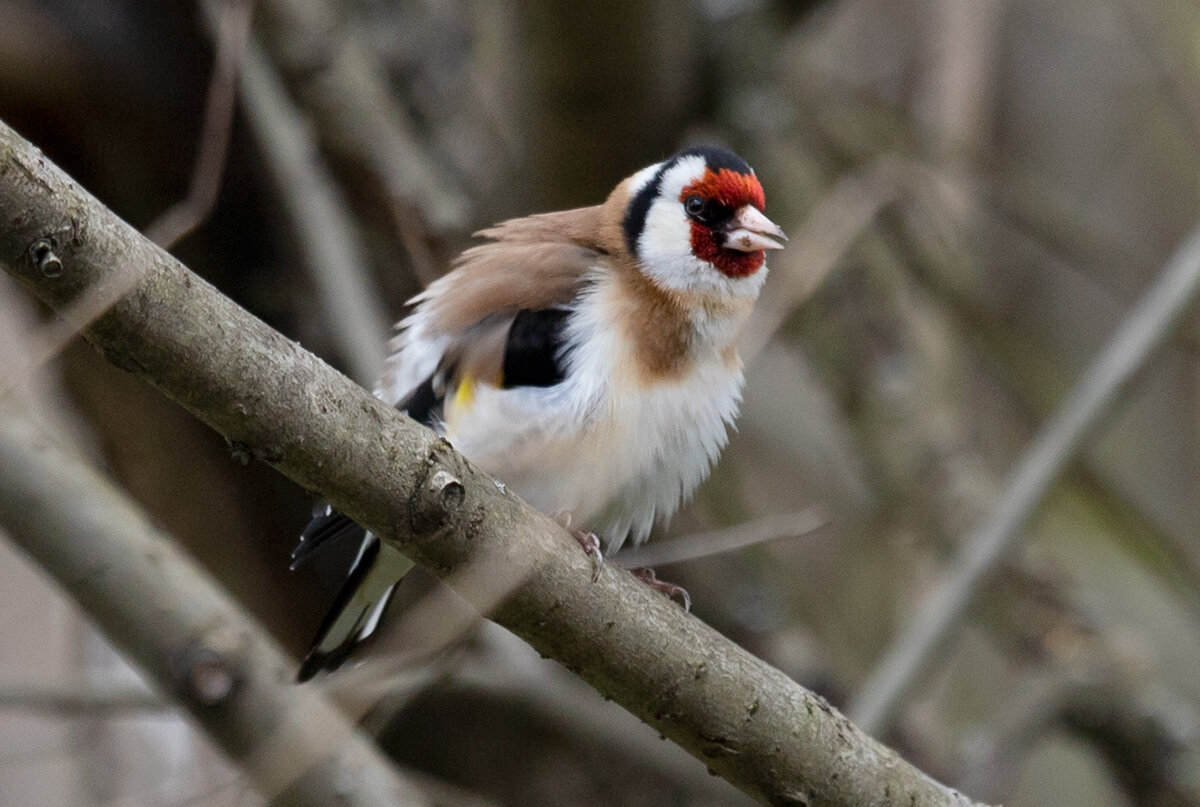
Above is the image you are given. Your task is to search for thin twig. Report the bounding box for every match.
[848,222,1200,735]
[614,509,829,569]
[234,32,388,384]
[739,161,901,362]
[144,0,253,249]
[254,0,469,233]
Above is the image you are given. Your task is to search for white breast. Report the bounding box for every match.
[443,272,746,553]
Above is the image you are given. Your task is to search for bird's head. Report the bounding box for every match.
[617,147,786,296]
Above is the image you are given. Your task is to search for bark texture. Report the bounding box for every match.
[0,406,428,806]
[0,119,983,807]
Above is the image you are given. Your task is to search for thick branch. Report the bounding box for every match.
[0,119,983,807]
[0,406,428,806]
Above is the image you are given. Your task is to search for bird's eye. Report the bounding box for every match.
[684,195,708,220]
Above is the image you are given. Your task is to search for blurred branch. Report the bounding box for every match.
[848,222,1200,735]
[145,0,253,248]
[739,161,901,361]
[0,407,429,806]
[953,674,1073,799]
[0,119,986,807]
[0,682,167,715]
[954,668,1200,806]
[252,0,468,233]
[614,509,829,568]
[918,0,1002,160]
[235,31,387,384]
[956,615,1200,806]
[1058,677,1200,807]
[899,164,1200,602]
[1117,0,1200,146]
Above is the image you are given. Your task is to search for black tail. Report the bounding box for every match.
[293,507,414,682]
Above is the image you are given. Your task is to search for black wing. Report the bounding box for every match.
[502,307,572,388]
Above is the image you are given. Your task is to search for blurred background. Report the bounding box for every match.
[1,0,1199,804]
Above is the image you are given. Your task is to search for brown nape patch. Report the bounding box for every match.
[596,176,640,256]
[611,267,752,383]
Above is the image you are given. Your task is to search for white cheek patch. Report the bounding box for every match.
[639,200,695,270]
[637,157,706,290]
[627,161,664,196]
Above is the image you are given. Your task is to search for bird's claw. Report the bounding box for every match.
[574,530,604,582]
[554,512,604,582]
[631,567,691,612]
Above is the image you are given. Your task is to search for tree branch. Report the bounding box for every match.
[0,405,429,806]
[0,118,984,807]
[252,0,469,233]
[237,32,388,383]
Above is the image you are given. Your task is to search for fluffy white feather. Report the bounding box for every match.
[388,267,745,552]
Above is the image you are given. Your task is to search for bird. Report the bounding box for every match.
[292,146,786,681]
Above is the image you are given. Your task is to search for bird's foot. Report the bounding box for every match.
[554,512,604,582]
[631,567,691,612]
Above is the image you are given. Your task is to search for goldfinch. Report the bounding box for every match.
[294,146,785,680]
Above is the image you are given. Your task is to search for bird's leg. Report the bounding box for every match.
[553,512,604,582]
[630,568,691,612]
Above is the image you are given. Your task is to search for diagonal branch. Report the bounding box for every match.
[848,222,1200,735]
[0,118,984,807]
[253,0,469,234]
[0,405,429,806]
[237,33,389,384]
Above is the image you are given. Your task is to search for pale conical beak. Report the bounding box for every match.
[722,205,788,252]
